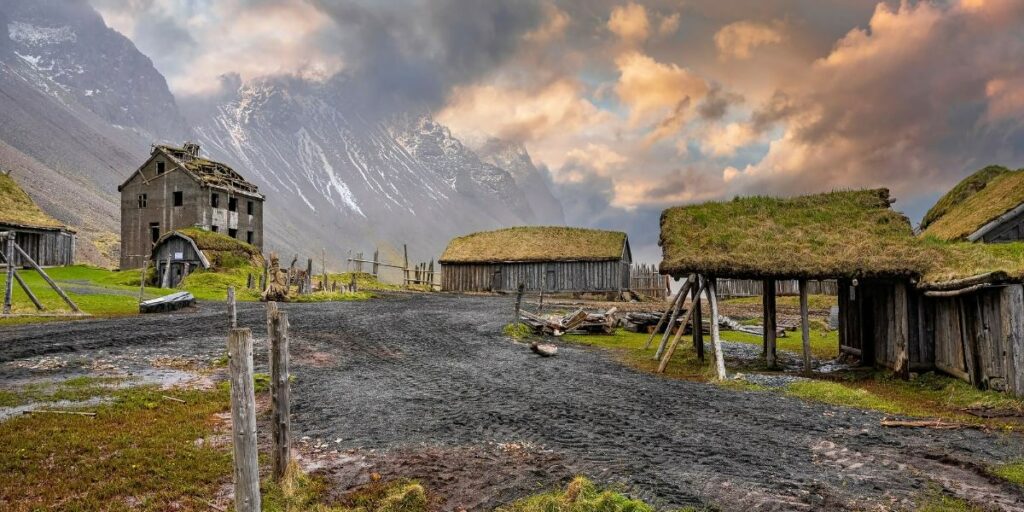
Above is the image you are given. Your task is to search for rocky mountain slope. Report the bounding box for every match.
[0,0,564,268]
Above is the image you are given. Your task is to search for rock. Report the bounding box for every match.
[530,342,558,357]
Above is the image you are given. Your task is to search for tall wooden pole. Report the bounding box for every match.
[644,282,685,350]
[228,328,261,512]
[139,258,148,303]
[265,301,278,377]
[764,278,777,369]
[161,253,171,289]
[707,277,727,380]
[403,244,409,289]
[514,283,525,325]
[270,307,291,481]
[227,285,237,329]
[653,275,695,359]
[799,279,811,376]
[3,232,14,315]
[657,279,707,373]
[692,276,704,361]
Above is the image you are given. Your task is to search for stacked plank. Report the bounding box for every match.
[519,307,619,336]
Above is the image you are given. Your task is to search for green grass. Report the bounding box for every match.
[0,375,127,407]
[178,264,263,301]
[503,322,533,339]
[326,272,403,292]
[991,461,1024,487]
[0,384,232,511]
[916,488,984,512]
[722,294,837,310]
[717,329,840,359]
[497,476,657,512]
[292,290,374,303]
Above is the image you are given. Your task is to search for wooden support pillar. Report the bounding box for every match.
[373,248,379,277]
[13,243,79,312]
[707,277,727,380]
[657,279,707,373]
[227,285,237,329]
[227,328,261,512]
[799,279,811,376]
[644,280,686,350]
[763,278,777,369]
[305,258,313,294]
[3,232,14,315]
[161,254,171,289]
[269,306,290,481]
[653,275,695,359]
[403,244,409,289]
[514,283,525,324]
[893,281,910,379]
[692,276,704,361]
[265,301,278,377]
[139,258,148,303]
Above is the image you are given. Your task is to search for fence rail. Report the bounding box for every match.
[630,264,670,299]
[715,278,838,297]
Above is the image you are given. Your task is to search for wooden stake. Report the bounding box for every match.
[799,279,811,376]
[161,253,171,289]
[403,244,409,289]
[227,286,237,329]
[227,328,261,512]
[657,279,707,373]
[692,276,704,361]
[3,232,13,315]
[269,307,291,481]
[707,277,727,380]
[12,242,80,312]
[514,283,525,325]
[139,258,148,303]
[764,278,777,369]
[0,250,43,310]
[653,275,695,359]
[644,282,685,349]
[265,301,278,377]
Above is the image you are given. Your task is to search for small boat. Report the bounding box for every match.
[140,291,196,314]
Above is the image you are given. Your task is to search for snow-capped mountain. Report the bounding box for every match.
[0,0,564,267]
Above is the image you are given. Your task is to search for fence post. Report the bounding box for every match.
[139,257,148,304]
[403,244,409,289]
[228,328,261,512]
[265,301,278,377]
[269,307,291,481]
[227,286,237,329]
[3,232,13,315]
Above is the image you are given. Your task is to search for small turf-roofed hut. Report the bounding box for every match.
[151,227,263,288]
[921,165,1024,242]
[0,170,75,267]
[439,227,631,294]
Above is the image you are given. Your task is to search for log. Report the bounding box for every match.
[0,251,43,311]
[707,277,727,380]
[270,307,291,481]
[653,275,695,358]
[4,232,15,314]
[228,328,261,512]
[800,279,811,376]
[13,242,80,312]
[265,301,278,377]
[645,280,686,350]
[139,258,148,303]
[692,278,704,361]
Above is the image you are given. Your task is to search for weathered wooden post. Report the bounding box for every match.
[799,279,811,376]
[372,248,379,277]
[161,253,172,289]
[403,244,409,289]
[180,262,190,287]
[692,276,704,361]
[0,251,43,311]
[227,286,237,329]
[265,301,278,376]
[269,306,290,481]
[261,257,269,291]
[514,283,525,325]
[12,242,78,312]
[247,273,254,290]
[763,278,778,369]
[644,282,686,350]
[3,231,14,315]
[707,276,727,380]
[538,288,545,313]
[654,274,695,359]
[657,279,707,373]
[139,257,148,303]
[349,272,357,292]
[227,328,261,512]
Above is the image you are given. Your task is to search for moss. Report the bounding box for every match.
[0,172,65,228]
[921,166,1024,240]
[921,165,1010,230]
[503,322,533,339]
[440,227,626,264]
[497,476,656,512]
[991,461,1024,487]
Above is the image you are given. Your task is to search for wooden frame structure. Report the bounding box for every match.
[1,231,82,317]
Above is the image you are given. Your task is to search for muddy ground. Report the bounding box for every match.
[1,294,1023,511]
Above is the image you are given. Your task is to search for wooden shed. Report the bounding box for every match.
[920,165,1024,242]
[0,171,75,267]
[439,227,631,294]
[151,227,263,288]
[659,188,1024,395]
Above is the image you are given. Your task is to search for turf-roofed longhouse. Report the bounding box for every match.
[0,170,76,267]
[658,188,1024,396]
[920,165,1024,243]
[439,227,631,294]
[151,227,263,288]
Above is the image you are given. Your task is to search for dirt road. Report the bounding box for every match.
[2,294,1022,510]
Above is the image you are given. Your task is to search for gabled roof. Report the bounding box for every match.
[659,189,929,280]
[153,227,263,269]
[119,143,262,198]
[439,226,629,264]
[0,171,71,231]
[920,165,1024,241]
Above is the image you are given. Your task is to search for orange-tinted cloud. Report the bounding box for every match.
[714,20,786,60]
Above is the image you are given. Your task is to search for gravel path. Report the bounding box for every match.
[1,294,1023,511]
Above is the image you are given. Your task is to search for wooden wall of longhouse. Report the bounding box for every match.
[1,226,75,267]
[441,260,627,293]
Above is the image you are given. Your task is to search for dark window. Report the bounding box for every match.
[156,161,165,175]
[228,197,238,212]
[247,201,254,215]
[211,225,219,233]
[149,222,160,243]
[228,228,238,238]
[173,191,183,207]
[211,193,220,208]
[246,231,254,244]
[138,194,147,208]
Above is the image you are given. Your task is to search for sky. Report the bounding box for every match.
[91,0,1024,261]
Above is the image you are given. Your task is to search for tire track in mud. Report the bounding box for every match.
[2,294,1023,510]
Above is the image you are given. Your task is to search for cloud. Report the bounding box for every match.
[608,3,650,44]
[700,122,758,157]
[565,143,627,176]
[698,84,744,120]
[714,20,786,60]
[658,13,680,36]
[725,1,1024,200]
[614,51,708,127]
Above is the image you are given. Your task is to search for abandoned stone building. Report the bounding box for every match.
[118,143,264,269]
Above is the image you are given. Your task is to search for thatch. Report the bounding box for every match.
[157,227,263,268]
[921,240,1024,288]
[659,189,930,280]
[0,172,66,230]
[439,227,627,264]
[154,144,260,194]
[921,166,1024,241]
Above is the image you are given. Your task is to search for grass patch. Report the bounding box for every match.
[0,171,65,228]
[916,488,984,512]
[991,461,1024,487]
[440,227,626,264]
[326,272,403,292]
[497,476,660,512]
[564,330,728,384]
[722,294,837,310]
[292,290,374,303]
[0,384,231,511]
[718,329,839,359]
[263,463,428,512]
[0,375,127,407]
[786,380,906,414]
[178,264,263,302]
[503,322,533,339]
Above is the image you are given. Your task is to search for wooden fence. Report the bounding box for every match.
[630,264,670,299]
[715,278,838,297]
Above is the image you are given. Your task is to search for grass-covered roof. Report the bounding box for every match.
[0,172,66,230]
[439,226,627,264]
[156,227,263,269]
[921,165,1024,241]
[659,189,930,280]
[154,144,260,195]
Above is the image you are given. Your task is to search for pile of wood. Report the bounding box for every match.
[519,307,619,336]
[623,312,664,333]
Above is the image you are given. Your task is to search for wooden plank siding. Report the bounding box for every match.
[0,224,75,267]
[441,260,628,293]
[716,278,838,297]
[152,236,207,288]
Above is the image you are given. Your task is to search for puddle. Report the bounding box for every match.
[0,396,111,422]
